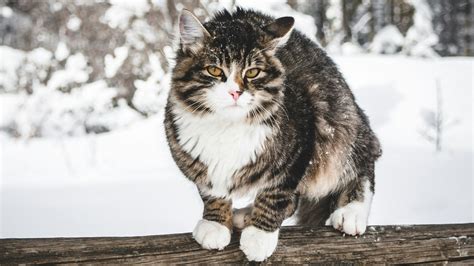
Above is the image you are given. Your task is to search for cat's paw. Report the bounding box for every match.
[192,219,231,250]
[240,226,279,262]
[325,202,369,236]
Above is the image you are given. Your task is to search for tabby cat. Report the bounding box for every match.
[164,8,381,262]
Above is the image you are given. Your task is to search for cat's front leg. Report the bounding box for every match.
[240,190,298,262]
[192,195,233,250]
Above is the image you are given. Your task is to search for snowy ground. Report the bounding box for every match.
[1,55,473,238]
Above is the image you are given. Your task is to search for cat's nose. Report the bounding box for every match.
[229,90,243,101]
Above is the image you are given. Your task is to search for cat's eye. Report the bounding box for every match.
[245,68,261,79]
[206,66,223,77]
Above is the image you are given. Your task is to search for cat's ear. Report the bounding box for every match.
[262,16,295,49]
[179,9,211,52]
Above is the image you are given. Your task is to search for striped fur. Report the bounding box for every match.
[164,8,381,261]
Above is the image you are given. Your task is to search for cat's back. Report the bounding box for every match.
[278,31,348,94]
[277,26,362,133]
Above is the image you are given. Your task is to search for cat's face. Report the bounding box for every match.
[171,9,294,122]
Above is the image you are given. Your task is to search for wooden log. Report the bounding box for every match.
[0,223,473,264]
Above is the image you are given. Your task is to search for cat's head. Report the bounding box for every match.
[171,8,294,122]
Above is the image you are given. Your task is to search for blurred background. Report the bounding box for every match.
[0,0,472,238]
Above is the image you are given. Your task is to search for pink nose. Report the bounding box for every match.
[229,90,243,101]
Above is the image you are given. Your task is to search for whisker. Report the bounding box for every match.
[259,105,279,130]
[181,99,210,115]
[271,99,290,121]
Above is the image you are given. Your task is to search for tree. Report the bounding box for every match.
[419,80,458,152]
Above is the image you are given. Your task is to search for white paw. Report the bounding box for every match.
[240,226,279,262]
[325,202,369,236]
[192,219,231,250]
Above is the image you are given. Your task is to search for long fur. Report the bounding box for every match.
[164,7,382,261]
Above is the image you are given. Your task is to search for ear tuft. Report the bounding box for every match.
[179,9,210,49]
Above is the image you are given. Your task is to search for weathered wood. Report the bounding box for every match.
[0,224,473,264]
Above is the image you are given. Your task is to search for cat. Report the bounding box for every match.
[164,8,381,262]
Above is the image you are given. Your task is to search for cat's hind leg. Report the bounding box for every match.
[325,177,373,236]
[232,205,252,230]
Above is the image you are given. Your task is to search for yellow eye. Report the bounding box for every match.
[245,68,261,78]
[206,66,223,77]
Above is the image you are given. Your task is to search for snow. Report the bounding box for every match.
[1,115,202,237]
[102,0,151,30]
[404,0,439,57]
[86,98,142,132]
[0,43,168,138]
[0,94,24,128]
[340,42,364,55]
[0,46,26,92]
[104,46,129,78]
[47,53,89,90]
[323,0,345,54]
[1,55,472,238]
[1,79,143,138]
[55,42,70,61]
[1,6,12,18]
[370,25,404,54]
[127,20,159,50]
[67,16,82,32]
[28,47,53,67]
[133,53,169,115]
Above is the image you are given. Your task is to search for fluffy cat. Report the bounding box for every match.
[164,8,381,262]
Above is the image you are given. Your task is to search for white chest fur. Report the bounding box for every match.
[173,109,271,197]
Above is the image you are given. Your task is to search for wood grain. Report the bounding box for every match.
[1,224,473,264]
